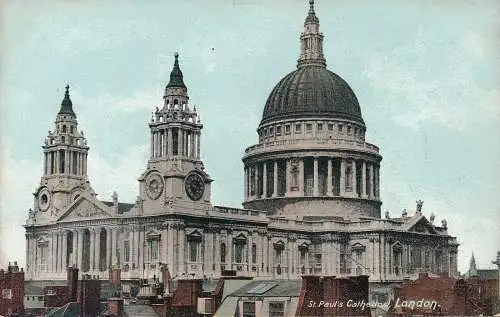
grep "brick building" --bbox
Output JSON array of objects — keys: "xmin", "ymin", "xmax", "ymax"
[{"xmin": 0, "ymin": 262, "xmax": 24, "ymax": 317}]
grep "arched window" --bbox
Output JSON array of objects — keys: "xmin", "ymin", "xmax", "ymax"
[
  {"xmin": 62, "ymin": 125, "xmax": 67, "ymax": 133},
  {"xmin": 70, "ymin": 126, "xmax": 74, "ymax": 134},
  {"xmin": 233, "ymin": 234, "xmax": 247, "ymax": 263},
  {"xmin": 251, "ymin": 244, "xmax": 257, "ymax": 264}
]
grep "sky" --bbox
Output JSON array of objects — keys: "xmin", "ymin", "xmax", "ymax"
[{"xmin": 1, "ymin": 0, "xmax": 499, "ymax": 274}]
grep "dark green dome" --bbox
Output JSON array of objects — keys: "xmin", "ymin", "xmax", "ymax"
[{"xmin": 260, "ymin": 65, "xmax": 364, "ymax": 125}]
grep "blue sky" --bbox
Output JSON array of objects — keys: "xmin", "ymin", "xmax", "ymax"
[{"xmin": 1, "ymin": 0, "xmax": 499, "ymax": 273}]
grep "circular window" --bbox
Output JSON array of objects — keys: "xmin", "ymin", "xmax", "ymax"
[{"xmin": 41, "ymin": 194, "xmax": 48, "ymax": 204}]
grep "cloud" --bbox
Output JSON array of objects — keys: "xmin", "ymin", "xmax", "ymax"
[
  {"xmin": 0, "ymin": 143, "xmax": 41, "ymax": 268},
  {"xmin": 363, "ymin": 29, "xmax": 500, "ymax": 131}
]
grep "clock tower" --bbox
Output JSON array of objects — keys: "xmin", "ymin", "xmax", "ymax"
[
  {"xmin": 138, "ymin": 53, "xmax": 212, "ymax": 214},
  {"xmin": 32, "ymin": 85, "xmax": 95, "ymax": 223}
]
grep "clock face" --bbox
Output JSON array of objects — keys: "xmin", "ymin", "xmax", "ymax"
[
  {"xmin": 185, "ymin": 172, "xmax": 205, "ymax": 201},
  {"xmin": 38, "ymin": 188, "xmax": 51, "ymax": 212},
  {"xmin": 146, "ymin": 173, "xmax": 164, "ymax": 200}
]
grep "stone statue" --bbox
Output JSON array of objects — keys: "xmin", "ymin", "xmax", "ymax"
[
  {"xmin": 402, "ymin": 209, "xmax": 407, "ymax": 218},
  {"xmin": 416, "ymin": 200, "xmax": 424, "ymax": 214},
  {"xmin": 26, "ymin": 208, "xmax": 36, "ymax": 225},
  {"xmin": 385, "ymin": 211, "xmax": 390, "ymax": 219},
  {"xmin": 441, "ymin": 218, "xmax": 447, "ymax": 228},
  {"xmin": 429, "ymin": 212, "xmax": 435, "ymax": 223}
]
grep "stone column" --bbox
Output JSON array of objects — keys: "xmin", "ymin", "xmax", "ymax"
[
  {"xmin": 65, "ymin": 150, "xmax": 70, "ymax": 174},
  {"xmin": 352, "ymin": 160, "xmax": 358, "ymax": 197},
  {"xmin": 197, "ymin": 132, "xmax": 201, "ymax": 159},
  {"xmin": 313, "ymin": 157, "xmax": 319, "ymax": 196},
  {"xmin": 111, "ymin": 228, "xmax": 117, "ymax": 266},
  {"xmin": 285, "ymin": 160, "xmax": 291, "ymax": 196},
  {"xmin": 226, "ymin": 232, "xmax": 233, "ymax": 270},
  {"xmin": 72, "ymin": 230, "xmax": 78, "ymax": 267},
  {"xmin": 106, "ymin": 228, "xmax": 112, "ymax": 269},
  {"xmin": 214, "ymin": 233, "xmax": 221, "ymax": 274},
  {"xmin": 139, "ymin": 229, "xmax": 145, "ymax": 273},
  {"xmin": 262, "ymin": 162, "xmax": 267, "ymax": 198},
  {"xmin": 150, "ymin": 130, "xmax": 154, "ymax": 158},
  {"xmin": 247, "ymin": 234, "xmax": 253, "ymax": 272},
  {"xmin": 167, "ymin": 128, "xmax": 173, "ymax": 156},
  {"xmin": 83, "ymin": 153, "xmax": 87, "ymax": 175},
  {"xmin": 167, "ymin": 225, "xmax": 174, "ymax": 272},
  {"xmin": 95, "ymin": 228, "xmax": 101, "ymax": 271},
  {"xmin": 254, "ymin": 164, "xmax": 260, "ymax": 198},
  {"xmin": 327, "ymin": 159, "xmax": 333, "ymax": 196},
  {"xmin": 205, "ymin": 231, "xmax": 213, "ymax": 274},
  {"xmin": 299, "ymin": 159, "xmax": 305, "ymax": 196},
  {"xmin": 375, "ymin": 166, "xmax": 380, "ymax": 198},
  {"xmin": 340, "ymin": 158, "xmax": 346, "ymax": 196},
  {"xmin": 272, "ymin": 161, "xmax": 278, "ymax": 197},
  {"xmin": 61, "ymin": 231, "xmax": 68, "ymax": 271},
  {"xmin": 361, "ymin": 161, "xmax": 367, "ymax": 198},
  {"xmin": 369, "ymin": 164, "xmax": 375, "ymax": 199},
  {"xmin": 178, "ymin": 228, "xmax": 185, "ymax": 274},
  {"xmin": 160, "ymin": 229, "xmax": 167, "ymax": 264},
  {"xmin": 244, "ymin": 167, "xmax": 248, "ymax": 201},
  {"xmin": 90, "ymin": 228, "xmax": 95, "ymax": 271},
  {"xmin": 48, "ymin": 232, "xmax": 54, "ymax": 273},
  {"xmin": 77, "ymin": 229, "xmax": 84, "ymax": 270}
]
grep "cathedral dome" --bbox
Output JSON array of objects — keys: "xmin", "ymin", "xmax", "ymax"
[{"xmin": 261, "ymin": 66, "xmax": 363, "ymax": 125}]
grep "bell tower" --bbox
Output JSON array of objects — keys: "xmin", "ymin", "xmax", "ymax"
[
  {"xmin": 138, "ymin": 53, "xmax": 212, "ymax": 213},
  {"xmin": 33, "ymin": 85, "xmax": 95, "ymax": 222}
]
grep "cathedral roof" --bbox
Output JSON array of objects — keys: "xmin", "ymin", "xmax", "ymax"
[
  {"xmin": 261, "ymin": 67, "xmax": 363, "ymax": 125},
  {"xmin": 260, "ymin": 0, "xmax": 364, "ymax": 126},
  {"xmin": 166, "ymin": 52, "xmax": 186, "ymax": 89},
  {"xmin": 58, "ymin": 85, "xmax": 76, "ymax": 117}
]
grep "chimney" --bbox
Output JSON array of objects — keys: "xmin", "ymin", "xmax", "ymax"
[
  {"xmin": 296, "ymin": 275, "xmax": 324, "ymax": 317},
  {"xmin": 78, "ymin": 274, "xmax": 101, "ymax": 317},
  {"xmin": 108, "ymin": 298, "xmax": 124, "ymax": 317},
  {"xmin": 67, "ymin": 266, "xmax": 79, "ymax": 302},
  {"xmin": 171, "ymin": 278, "xmax": 203, "ymax": 311},
  {"xmin": 109, "ymin": 265, "xmax": 121, "ymax": 297}
]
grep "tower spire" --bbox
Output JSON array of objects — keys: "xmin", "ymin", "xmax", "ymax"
[
  {"xmin": 58, "ymin": 84, "xmax": 76, "ymax": 117},
  {"xmin": 297, "ymin": 0, "xmax": 326, "ymax": 68},
  {"xmin": 166, "ymin": 52, "xmax": 186, "ymax": 89}
]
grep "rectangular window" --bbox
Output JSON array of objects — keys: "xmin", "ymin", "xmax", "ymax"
[
  {"xmin": 347, "ymin": 126, "xmax": 352, "ymax": 134},
  {"xmin": 263, "ymin": 128, "xmax": 267, "ymax": 136},
  {"xmin": 317, "ymin": 123, "xmax": 323, "ymax": 131},
  {"xmin": 242, "ymin": 302, "xmax": 256, "ymax": 317},
  {"xmin": 1, "ymin": 289, "xmax": 12, "ymax": 300},
  {"xmin": 235, "ymin": 243, "xmax": 244, "ymax": 263},
  {"xmin": 124, "ymin": 241, "xmax": 130, "ymax": 262},
  {"xmin": 338, "ymin": 124, "xmax": 343, "ymax": 132},
  {"xmin": 150, "ymin": 240, "xmax": 158, "ymax": 261},
  {"xmin": 306, "ymin": 123, "xmax": 312, "ymax": 132},
  {"xmin": 276, "ymin": 126, "xmax": 282, "ymax": 135},
  {"xmin": 252, "ymin": 244, "xmax": 257, "ymax": 264},
  {"xmin": 295, "ymin": 124, "xmax": 301, "ymax": 133},
  {"xmin": 284, "ymin": 125, "xmax": 291, "ymax": 134},
  {"xmin": 269, "ymin": 127, "xmax": 274, "ymax": 135},
  {"xmin": 189, "ymin": 241, "xmax": 198, "ymax": 262},
  {"xmin": 328, "ymin": 123, "xmax": 334, "ymax": 131},
  {"xmin": 269, "ymin": 302, "xmax": 285, "ymax": 317}
]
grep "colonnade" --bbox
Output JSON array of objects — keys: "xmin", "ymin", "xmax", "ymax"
[
  {"xmin": 26, "ymin": 224, "xmax": 458, "ymax": 281},
  {"xmin": 151, "ymin": 127, "xmax": 200, "ymax": 159},
  {"xmin": 244, "ymin": 157, "xmax": 380, "ymax": 201},
  {"xmin": 43, "ymin": 150, "xmax": 87, "ymax": 176}
]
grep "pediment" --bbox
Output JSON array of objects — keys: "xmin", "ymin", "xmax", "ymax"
[
  {"xmin": 57, "ymin": 195, "xmax": 112, "ymax": 222},
  {"xmin": 406, "ymin": 216, "xmax": 438, "ymax": 234}
]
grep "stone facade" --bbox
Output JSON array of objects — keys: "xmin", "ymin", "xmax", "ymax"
[{"xmin": 24, "ymin": 1, "xmax": 458, "ymax": 298}]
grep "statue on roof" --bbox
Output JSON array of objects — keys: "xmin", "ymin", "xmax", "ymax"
[
  {"xmin": 441, "ymin": 218, "xmax": 447, "ymax": 229},
  {"xmin": 416, "ymin": 200, "xmax": 424, "ymax": 214},
  {"xmin": 429, "ymin": 212, "xmax": 435, "ymax": 224}
]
